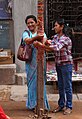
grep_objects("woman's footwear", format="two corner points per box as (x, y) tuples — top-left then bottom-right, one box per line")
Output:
(63, 108), (72, 115)
(27, 108), (35, 112)
(53, 106), (64, 113)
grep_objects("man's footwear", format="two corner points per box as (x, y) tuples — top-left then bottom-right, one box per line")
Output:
(53, 106), (64, 113)
(63, 108), (72, 115)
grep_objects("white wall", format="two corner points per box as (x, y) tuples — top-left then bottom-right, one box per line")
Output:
(13, 0), (37, 72)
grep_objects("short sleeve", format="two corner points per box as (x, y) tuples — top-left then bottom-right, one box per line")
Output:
(22, 31), (30, 41)
(44, 33), (47, 38)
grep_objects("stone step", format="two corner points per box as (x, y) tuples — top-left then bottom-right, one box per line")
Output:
(0, 64), (16, 85)
(0, 85), (27, 101)
(15, 72), (27, 85)
(0, 85), (81, 102)
(0, 64), (27, 85)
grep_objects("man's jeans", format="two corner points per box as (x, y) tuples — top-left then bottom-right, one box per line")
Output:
(56, 64), (73, 109)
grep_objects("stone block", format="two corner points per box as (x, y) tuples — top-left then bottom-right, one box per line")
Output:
(0, 64), (16, 84)
(15, 73), (27, 85)
(0, 85), (11, 101)
(10, 85), (27, 101)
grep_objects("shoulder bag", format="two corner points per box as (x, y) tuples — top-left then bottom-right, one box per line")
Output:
(17, 30), (32, 62)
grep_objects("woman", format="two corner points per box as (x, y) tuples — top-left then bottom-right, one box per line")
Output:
(35, 18), (73, 115)
(22, 15), (50, 111)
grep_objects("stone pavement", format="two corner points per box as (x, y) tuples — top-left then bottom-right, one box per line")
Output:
(0, 71), (82, 119)
(0, 84), (82, 102)
(0, 67), (82, 119)
(0, 85), (82, 119)
(0, 100), (82, 119)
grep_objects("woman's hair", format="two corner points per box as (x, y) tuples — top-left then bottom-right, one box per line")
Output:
(54, 18), (65, 26)
(25, 15), (37, 24)
(54, 17), (72, 38)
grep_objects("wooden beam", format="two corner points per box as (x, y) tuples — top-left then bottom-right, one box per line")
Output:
(36, 0), (45, 117)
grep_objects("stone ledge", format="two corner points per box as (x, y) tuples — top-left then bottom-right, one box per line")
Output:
(0, 85), (27, 101)
(0, 85), (81, 102)
(0, 64), (16, 84)
(15, 73), (27, 85)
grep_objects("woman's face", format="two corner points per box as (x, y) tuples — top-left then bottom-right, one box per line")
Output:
(54, 21), (64, 34)
(26, 18), (37, 32)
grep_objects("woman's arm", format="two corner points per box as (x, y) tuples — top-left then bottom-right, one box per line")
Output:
(23, 30), (44, 44)
(24, 35), (43, 44)
(33, 41), (54, 51)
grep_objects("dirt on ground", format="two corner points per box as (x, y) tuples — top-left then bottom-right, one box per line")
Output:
(0, 101), (82, 119)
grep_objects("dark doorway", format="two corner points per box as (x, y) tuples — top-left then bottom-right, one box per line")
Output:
(44, 0), (82, 58)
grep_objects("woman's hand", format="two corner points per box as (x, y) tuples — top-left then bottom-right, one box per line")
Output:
(33, 41), (54, 51)
(36, 34), (44, 42)
(45, 40), (51, 45)
(33, 41), (44, 49)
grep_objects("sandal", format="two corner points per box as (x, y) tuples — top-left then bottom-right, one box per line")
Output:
(53, 106), (64, 113)
(63, 108), (72, 115)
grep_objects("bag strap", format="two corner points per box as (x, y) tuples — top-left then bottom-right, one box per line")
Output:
(24, 30), (30, 37)
(21, 30), (30, 45)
